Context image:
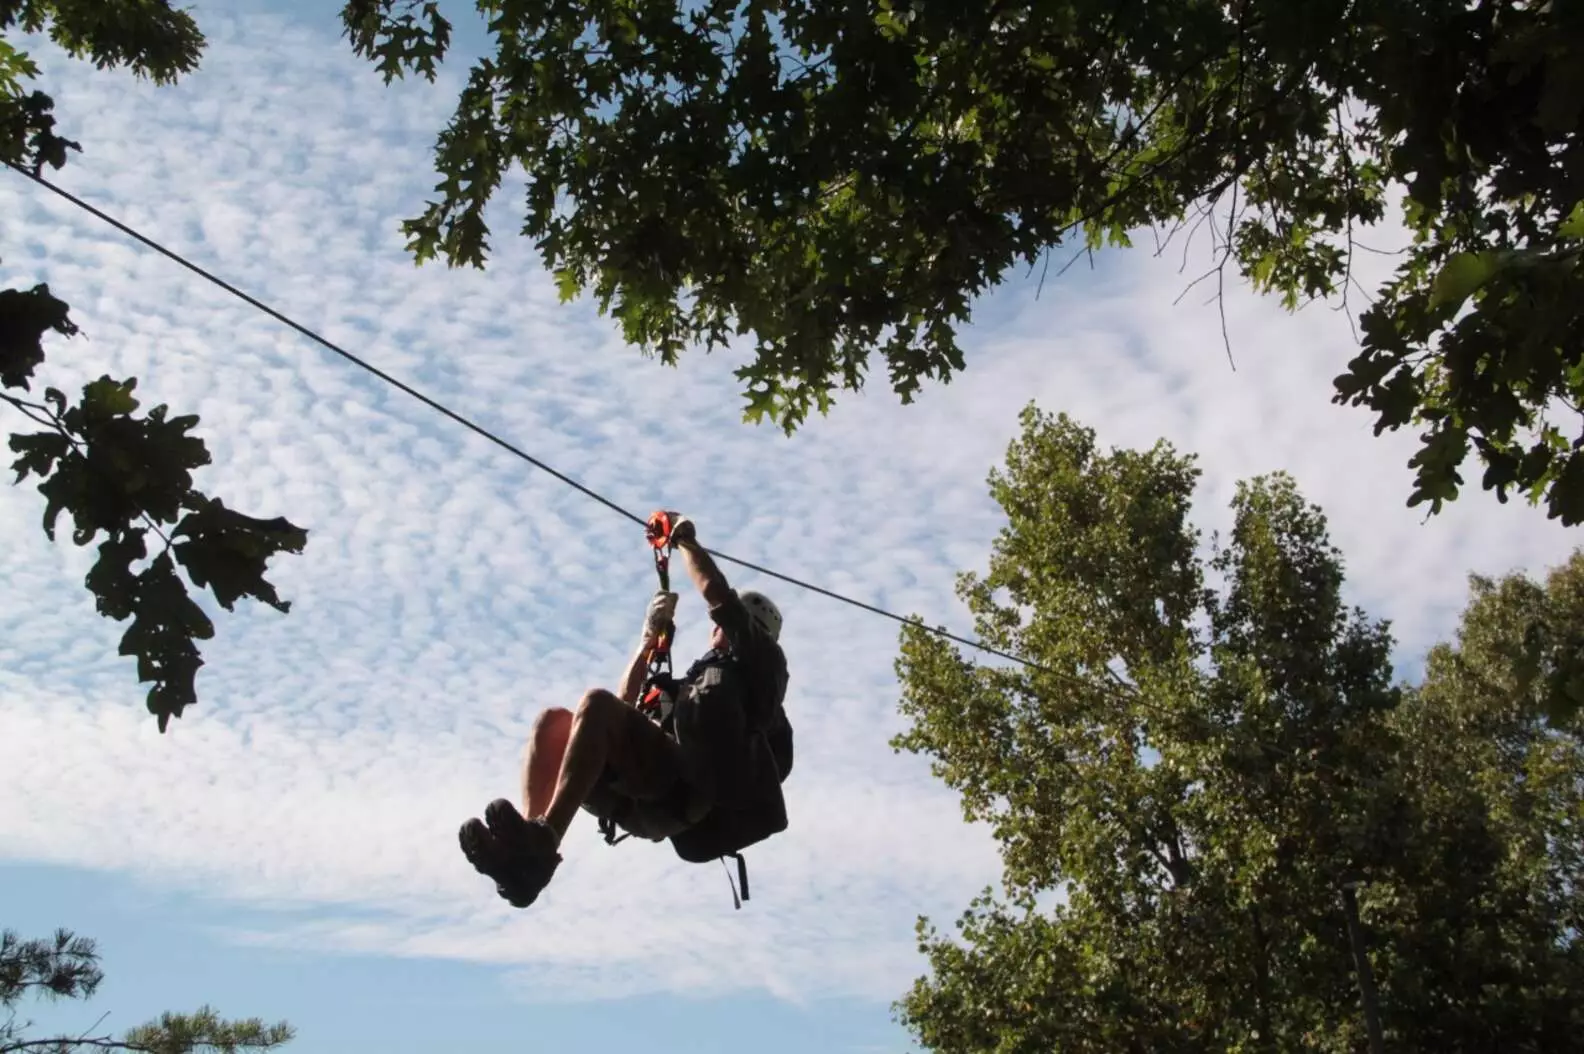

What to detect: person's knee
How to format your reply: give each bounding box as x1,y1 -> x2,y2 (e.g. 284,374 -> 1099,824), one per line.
574,688 -> 622,727
531,706 -> 573,741
525,708 -> 573,763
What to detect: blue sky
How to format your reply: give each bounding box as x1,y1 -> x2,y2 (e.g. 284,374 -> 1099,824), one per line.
1,3 -> 1579,1053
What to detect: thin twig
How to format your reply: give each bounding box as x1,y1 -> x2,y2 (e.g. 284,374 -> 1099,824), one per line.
1215,0 -> 1252,373
1336,94 -> 1361,344
1350,240 -> 1409,257
1172,262 -> 1222,306
1218,182 -> 1240,370
1057,245 -> 1095,278
0,392 -> 59,430
1178,201 -> 1217,274
74,1011 -> 112,1047
1150,220 -> 1168,255
1348,272 -> 1378,307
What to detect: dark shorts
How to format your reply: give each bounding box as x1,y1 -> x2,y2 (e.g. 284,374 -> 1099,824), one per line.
580,698 -> 697,840
606,698 -> 689,799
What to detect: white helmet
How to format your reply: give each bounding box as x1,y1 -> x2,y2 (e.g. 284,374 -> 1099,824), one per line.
739,590 -> 782,642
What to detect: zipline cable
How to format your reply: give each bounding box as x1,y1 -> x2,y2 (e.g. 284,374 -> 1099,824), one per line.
5,161 -> 1412,798
3,161 -> 644,530
3,160 -> 1034,670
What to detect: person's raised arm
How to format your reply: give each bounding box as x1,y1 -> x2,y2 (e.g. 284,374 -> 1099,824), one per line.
666,514 -> 734,610
664,512 -> 771,660
616,639 -> 650,704
617,590 -> 677,703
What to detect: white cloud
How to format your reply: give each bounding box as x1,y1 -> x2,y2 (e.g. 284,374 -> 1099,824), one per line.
1,0 -> 1576,1008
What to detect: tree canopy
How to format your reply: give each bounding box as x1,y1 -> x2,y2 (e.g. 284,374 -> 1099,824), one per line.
891,403 -> 1584,1051
341,0 -> 1584,523
1,2 -> 307,731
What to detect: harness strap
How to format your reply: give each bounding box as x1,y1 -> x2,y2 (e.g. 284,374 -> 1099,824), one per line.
600,514 -> 682,849
637,511 -> 677,719
597,815 -> 630,847
719,853 -> 750,910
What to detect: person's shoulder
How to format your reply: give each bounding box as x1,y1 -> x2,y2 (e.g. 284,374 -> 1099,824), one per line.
707,591 -> 749,621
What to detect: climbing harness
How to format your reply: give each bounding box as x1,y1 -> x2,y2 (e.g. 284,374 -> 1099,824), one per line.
637,510 -> 679,721
594,511 -> 683,851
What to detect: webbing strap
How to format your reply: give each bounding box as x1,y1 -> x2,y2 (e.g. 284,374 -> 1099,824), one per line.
597,815 -> 630,847
719,853 -> 750,910
638,512 -> 676,716
608,513 -> 681,850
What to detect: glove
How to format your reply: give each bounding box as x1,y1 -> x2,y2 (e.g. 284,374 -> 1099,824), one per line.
643,590 -> 679,641
667,513 -> 697,548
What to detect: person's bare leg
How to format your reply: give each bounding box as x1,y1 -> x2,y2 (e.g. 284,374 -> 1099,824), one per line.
521,707 -> 573,820
542,689 -> 628,842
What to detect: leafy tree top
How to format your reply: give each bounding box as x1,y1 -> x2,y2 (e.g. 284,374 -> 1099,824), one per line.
343,0 -> 1584,522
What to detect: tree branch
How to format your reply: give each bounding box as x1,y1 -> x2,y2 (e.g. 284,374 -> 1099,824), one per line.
0,392 -> 58,431
1,392 -> 176,551
1,1036 -> 152,1053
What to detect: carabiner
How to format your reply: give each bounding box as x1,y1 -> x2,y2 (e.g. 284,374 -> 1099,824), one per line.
646,511 -> 674,593
645,510 -> 674,550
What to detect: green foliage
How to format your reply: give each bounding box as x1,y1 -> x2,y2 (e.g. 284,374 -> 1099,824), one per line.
6,377 -> 308,730
0,1 -> 203,83
120,1008 -> 295,1054
0,929 -> 102,1007
1,927 -> 294,1053
1421,554 -> 1584,729
348,0 -> 1584,521
2,2 -> 306,731
0,1 -> 203,174
891,403 -> 1584,1052
0,283 -> 75,387
341,0 -> 450,82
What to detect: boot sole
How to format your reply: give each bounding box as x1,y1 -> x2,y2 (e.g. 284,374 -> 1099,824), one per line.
483,799 -> 561,898
458,817 -> 536,909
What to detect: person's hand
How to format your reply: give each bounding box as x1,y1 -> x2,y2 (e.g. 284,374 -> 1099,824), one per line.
643,590 -> 679,642
666,512 -> 697,548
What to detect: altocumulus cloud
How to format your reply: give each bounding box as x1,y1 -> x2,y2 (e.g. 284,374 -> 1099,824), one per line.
0,0 -> 1576,1005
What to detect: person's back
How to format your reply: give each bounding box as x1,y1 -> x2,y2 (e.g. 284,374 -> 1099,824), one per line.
670,587 -> 788,806
666,586 -> 793,874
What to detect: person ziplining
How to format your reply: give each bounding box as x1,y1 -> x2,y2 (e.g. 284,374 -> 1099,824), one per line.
458,511 -> 794,909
